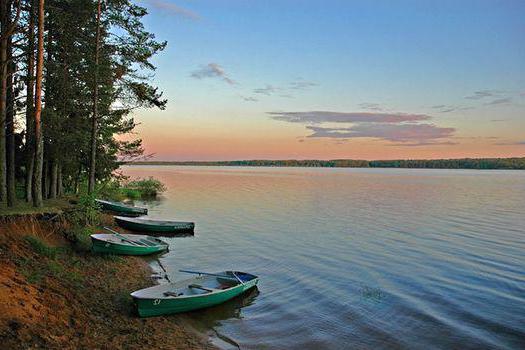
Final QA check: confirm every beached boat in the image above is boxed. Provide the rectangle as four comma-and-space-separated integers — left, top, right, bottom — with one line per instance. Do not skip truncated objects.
114, 216, 195, 234
95, 199, 147, 216
131, 270, 259, 317
91, 232, 168, 255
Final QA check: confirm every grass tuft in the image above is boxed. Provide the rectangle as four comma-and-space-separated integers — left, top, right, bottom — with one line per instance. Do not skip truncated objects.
24, 236, 62, 259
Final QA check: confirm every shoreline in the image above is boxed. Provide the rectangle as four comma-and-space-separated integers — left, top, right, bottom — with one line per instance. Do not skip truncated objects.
0, 214, 217, 349
124, 157, 525, 170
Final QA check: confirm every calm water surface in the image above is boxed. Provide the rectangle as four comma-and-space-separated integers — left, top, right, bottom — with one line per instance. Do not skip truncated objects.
123, 166, 525, 349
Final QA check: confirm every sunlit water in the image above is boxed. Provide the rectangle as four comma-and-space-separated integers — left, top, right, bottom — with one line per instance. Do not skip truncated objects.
122, 166, 525, 349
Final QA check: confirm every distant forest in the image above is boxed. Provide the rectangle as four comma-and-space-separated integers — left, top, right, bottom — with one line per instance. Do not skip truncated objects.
128, 158, 525, 170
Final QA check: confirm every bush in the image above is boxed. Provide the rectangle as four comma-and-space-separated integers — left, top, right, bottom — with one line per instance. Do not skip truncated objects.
95, 177, 166, 200
65, 227, 94, 252
125, 177, 166, 198
95, 179, 126, 201
67, 193, 101, 227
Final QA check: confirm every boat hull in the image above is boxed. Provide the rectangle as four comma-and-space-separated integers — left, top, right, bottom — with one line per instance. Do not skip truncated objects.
96, 200, 147, 216
115, 216, 195, 234
91, 236, 167, 256
133, 278, 258, 317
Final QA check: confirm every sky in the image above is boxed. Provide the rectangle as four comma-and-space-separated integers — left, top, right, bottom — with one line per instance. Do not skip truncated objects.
131, 0, 525, 161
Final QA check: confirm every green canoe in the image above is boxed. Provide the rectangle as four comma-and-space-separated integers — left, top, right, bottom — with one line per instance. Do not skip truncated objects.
131, 271, 259, 317
91, 233, 168, 255
95, 199, 148, 216
114, 216, 195, 234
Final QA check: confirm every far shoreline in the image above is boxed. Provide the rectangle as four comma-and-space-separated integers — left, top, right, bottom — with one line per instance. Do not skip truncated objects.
124, 157, 525, 170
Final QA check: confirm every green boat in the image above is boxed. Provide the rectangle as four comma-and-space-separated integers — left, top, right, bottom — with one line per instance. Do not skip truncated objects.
95, 199, 147, 216
91, 233, 168, 255
114, 216, 195, 234
131, 270, 259, 317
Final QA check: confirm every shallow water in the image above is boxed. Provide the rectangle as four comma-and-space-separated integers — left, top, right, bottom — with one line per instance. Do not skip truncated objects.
123, 166, 525, 349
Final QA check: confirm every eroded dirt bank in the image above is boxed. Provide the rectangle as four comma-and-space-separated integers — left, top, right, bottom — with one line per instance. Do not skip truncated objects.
0, 217, 216, 349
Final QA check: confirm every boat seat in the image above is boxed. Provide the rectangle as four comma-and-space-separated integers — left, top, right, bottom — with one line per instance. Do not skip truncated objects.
164, 291, 183, 297
138, 239, 158, 246
188, 284, 214, 292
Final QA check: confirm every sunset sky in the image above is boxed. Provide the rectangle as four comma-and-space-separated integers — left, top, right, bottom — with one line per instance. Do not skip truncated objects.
132, 0, 525, 160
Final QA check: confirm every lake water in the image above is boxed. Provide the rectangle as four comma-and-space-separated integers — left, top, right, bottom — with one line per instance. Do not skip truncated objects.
122, 166, 525, 349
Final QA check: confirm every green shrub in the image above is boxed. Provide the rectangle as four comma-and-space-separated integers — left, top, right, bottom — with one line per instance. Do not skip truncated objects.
96, 179, 126, 201
66, 227, 94, 252
124, 177, 166, 198
121, 188, 141, 199
94, 176, 166, 200
67, 193, 101, 226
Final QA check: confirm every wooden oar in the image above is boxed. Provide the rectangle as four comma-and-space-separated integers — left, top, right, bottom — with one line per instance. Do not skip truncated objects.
103, 226, 146, 246
231, 271, 245, 285
179, 269, 239, 282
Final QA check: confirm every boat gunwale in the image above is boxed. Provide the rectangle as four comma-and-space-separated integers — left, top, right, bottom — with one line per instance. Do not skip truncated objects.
95, 199, 147, 212
114, 215, 195, 227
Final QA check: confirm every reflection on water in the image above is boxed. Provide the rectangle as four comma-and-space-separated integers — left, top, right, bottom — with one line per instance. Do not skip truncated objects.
124, 166, 525, 349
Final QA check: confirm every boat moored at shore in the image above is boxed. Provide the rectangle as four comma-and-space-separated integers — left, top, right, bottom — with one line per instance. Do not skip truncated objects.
95, 199, 148, 216
131, 270, 259, 317
91, 233, 169, 255
114, 216, 195, 234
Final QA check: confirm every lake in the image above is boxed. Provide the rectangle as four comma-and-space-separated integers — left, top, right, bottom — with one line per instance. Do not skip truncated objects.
123, 166, 525, 349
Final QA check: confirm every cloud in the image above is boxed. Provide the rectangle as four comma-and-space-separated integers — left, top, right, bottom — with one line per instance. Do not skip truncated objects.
495, 141, 525, 146
191, 63, 236, 85
144, 0, 200, 20
289, 79, 318, 90
268, 111, 431, 124
270, 110, 456, 146
305, 124, 455, 145
465, 90, 501, 100
486, 97, 512, 105
253, 79, 317, 98
253, 85, 278, 95
430, 104, 472, 113
359, 103, 383, 111
240, 95, 258, 102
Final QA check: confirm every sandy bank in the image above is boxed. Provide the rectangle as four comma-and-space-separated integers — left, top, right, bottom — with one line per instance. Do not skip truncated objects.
0, 216, 216, 349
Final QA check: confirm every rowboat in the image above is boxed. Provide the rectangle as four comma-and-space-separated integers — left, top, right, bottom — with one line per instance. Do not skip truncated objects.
95, 199, 147, 216
131, 270, 259, 317
91, 232, 168, 255
114, 216, 195, 234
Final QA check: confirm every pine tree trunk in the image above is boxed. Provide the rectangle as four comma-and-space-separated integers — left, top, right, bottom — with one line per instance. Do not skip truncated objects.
57, 163, 63, 197
32, 0, 45, 207
43, 160, 49, 199
0, 1, 8, 203
88, 0, 101, 194
25, 0, 36, 203
6, 28, 15, 207
49, 160, 57, 199
74, 164, 81, 194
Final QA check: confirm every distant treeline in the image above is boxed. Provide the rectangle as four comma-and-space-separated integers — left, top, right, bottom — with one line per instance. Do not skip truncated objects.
128, 158, 525, 170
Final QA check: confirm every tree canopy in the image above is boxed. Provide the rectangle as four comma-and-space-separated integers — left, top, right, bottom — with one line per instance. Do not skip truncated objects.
0, 0, 166, 208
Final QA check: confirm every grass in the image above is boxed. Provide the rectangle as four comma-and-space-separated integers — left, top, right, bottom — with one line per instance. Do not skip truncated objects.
24, 236, 63, 259
18, 235, 85, 288
0, 197, 74, 217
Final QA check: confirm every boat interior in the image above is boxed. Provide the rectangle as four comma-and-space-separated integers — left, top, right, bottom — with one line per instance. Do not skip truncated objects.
92, 234, 167, 247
